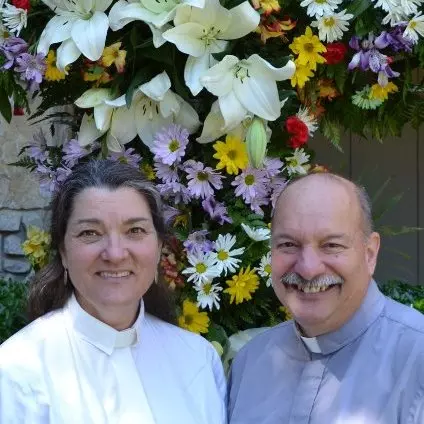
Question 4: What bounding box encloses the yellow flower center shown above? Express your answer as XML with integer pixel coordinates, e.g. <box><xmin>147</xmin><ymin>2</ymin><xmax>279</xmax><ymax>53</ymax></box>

<box><xmin>324</xmin><ymin>17</ymin><xmax>335</xmax><ymax>27</ymax></box>
<box><xmin>227</xmin><ymin>149</ymin><xmax>237</xmax><ymax>160</ymax></box>
<box><xmin>304</xmin><ymin>42</ymin><xmax>315</xmax><ymax>52</ymax></box>
<box><xmin>245</xmin><ymin>174</ymin><xmax>255</xmax><ymax>185</ymax></box>
<box><xmin>217</xmin><ymin>250</ymin><xmax>229</xmax><ymax>261</ymax></box>
<box><xmin>203</xmin><ymin>282</ymin><xmax>212</xmax><ymax>294</ymax></box>
<box><xmin>197</xmin><ymin>171</ymin><xmax>209</xmax><ymax>181</ymax></box>
<box><xmin>316</xmin><ymin>0</ymin><xmax>327</xmax><ymax>3</ymax></box>
<box><xmin>196</xmin><ymin>263</ymin><xmax>207</xmax><ymax>273</ymax></box>
<box><xmin>184</xmin><ymin>315</ymin><xmax>193</xmax><ymax>325</ymax></box>
<box><xmin>410</xmin><ymin>21</ymin><xmax>417</xmax><ymax>29</ymax></box>
<box><xmin>169</xmin><ymin>139</ymin><xmax>180</xmax><ymax>152</ymax></box>
<box><xmin>264</xmin><ymin>264</ymin><xmax>272</xmax><ymax>274</ymax></box>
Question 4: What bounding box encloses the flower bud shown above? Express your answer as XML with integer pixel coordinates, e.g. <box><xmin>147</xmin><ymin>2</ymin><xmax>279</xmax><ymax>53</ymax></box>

<box><xmin>245</xmin><ymin>117</ymin><xmax>268</xmax><ymax>168</ymax></box>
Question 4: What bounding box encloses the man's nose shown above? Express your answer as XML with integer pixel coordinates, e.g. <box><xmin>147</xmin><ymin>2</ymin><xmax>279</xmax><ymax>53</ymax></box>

<box><xmin>293</xmin><ymin>246</ymin><xmax>326</xmax><ymax>281</ymax></box>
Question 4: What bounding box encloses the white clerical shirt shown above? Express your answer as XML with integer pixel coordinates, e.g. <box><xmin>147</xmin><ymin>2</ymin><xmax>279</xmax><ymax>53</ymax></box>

<box><xmin>0</xmin><ymin>294</ymin><xmax>227</xmax><ymax>423</ymax></box>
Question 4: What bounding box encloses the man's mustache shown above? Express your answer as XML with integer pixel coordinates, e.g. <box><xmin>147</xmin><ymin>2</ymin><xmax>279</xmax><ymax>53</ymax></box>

<box><xmin>280</xmin><ymin>272</ymin><xmax>344</xmax><ymax>287</ymax></box>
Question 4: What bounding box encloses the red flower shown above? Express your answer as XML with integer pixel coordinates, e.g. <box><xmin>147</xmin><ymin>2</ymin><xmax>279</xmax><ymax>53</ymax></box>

<box><xmin>285</xmin><ymin>116</ymin><xmax>309</xmax><ymax>148</ymax></box>
<box><xmin>13</xmin><ymin>107</ymin><xmax>25</xmax><ymax>116</ymax></box>
<box><xmin>12</xmin><ymin>0</ymin><xmax>30</xmax><ymax>11</ymax></box>
<box><xmin>323</xmin><ymin>42</ymin><xmax>347</xmax><ymax>65</ymax></box>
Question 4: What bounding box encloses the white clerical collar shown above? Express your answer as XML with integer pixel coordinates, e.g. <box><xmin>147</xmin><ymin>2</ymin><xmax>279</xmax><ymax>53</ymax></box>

<box><xmin>300</xmin><ymin>335</ymin><xmax>322</xmax><ymax>353</ymax></box>
<box><xmin>66</xmin><ymin>293</ymin><xmax>144</xmax><ymax>355</ymax></box>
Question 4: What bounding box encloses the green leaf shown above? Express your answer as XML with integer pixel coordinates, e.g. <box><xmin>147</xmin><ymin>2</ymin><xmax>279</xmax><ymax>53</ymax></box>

<box><xmin>0</xmin><ymin>85</ymin><xmax>12</xmax><ymax>123</ymax></box>
<box><xmin>221</xmin><ymin>0</ymin><xmax>246</xmax><ymax>9</ymax></box>
<box><xmin>320</xmin><ymin>116</ymin><xmax>342</xmax><ymax>152</ymax></box>
<box><xmin>333</xmin><ymin>64</ymin><xmax>348</xmax><ymax>94</ymax></box>
<box><xmin>347</xmin><ymin>0</ymin><xmax>372</xmax><ymax>18</ymax></box>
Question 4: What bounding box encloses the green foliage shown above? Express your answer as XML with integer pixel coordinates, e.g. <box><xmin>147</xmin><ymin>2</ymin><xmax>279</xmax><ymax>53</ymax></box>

<box><xmin>380</xmin><ymin>280</ymin><xmax>424</xmax><ymax>312</ymax></box>
<box><xmin>320</xmin><ymin>116</ymin><xmax>342</xmax><ymax>151</ymax></box>
<box><xmin>0</xmin><ymin>279</ymin><xmax>28</xmax><ymax>344</ymax></box>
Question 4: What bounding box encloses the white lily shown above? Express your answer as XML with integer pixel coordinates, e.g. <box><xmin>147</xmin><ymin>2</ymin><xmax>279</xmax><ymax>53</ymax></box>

<box><xmin>108</xmin><ymin>0</ymin><xmax>204</xmax><ymax>33</ymax></box>
<box><xmin>105</xmin><ymin>71</ymin><xmax>200</xmax><ymax>148</ymax></box>
<box><xmin>200</xmin><ymin>54</ymin><xmax>295</xmax><ymax>130</ymax></box>
<box><xmin>37</xmin><ymin>0</ymin><xmax>112</xmax><ymax>71</ymax></box>
<box><xmin>162</xmin><ymin>0</ymin><xmax>259</xmax><ymax>95</ymax></box>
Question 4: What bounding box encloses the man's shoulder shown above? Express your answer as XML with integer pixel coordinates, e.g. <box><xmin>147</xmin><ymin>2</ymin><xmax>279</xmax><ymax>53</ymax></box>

<box><xmin>383</xmin><ymin>296</ymin><xmax>424</xmax><ymax>336</ymax></box>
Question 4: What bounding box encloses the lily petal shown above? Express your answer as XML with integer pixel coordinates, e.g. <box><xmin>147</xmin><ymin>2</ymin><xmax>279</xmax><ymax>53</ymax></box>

<box><xmin>37</xmin><ymin>15</ymin><xmax>75</xmax><ymax>55</ymax></box>
<box><xmin>200</xmin><ymin>55</ymin><xmax>238</xmax><ymax>96</ymax></box>
<box><xmin>138</xmin><ymin>71</ymin><xmax>171</xmax><ymax>101</ymax></box>
<box><xmin>234</xmin><ymin>74</ymin><xmax>280</xmax><ymax>121</ymax></box>
<box><xmin>105</xmin><ymin>93</ymin><xmax>127</xmax><ymax>107</ymax></box>
<box><xmin>109</xmin><ymin>0</ymin><xmax>159</xmax><ymax>30</ymax></box>
<box><xmin>222</xmin><ymin>1</ymin><xmax>259</xmax><ymax>40</ymax></box>
<box><xmin>159</xmin><ymin>91</ymin><xmax>180</xmax><ymax>118</ymax></box>
<box><xmin>56</xmin><ymin>39</ymin><xmax>81</xmax><ymax>71</ymax></box>
<box><xmin>196</xmin><ymin>101</ymin><xmax>226</xmax><ymax>143</ymax></box>
<box><xmin>219</xmin><ymin>90</ymin><xmax>248</xmax><ymax>129</ymax></box>
<box><xmin>163</xmin><ymin>23</ymin><xmax>207</xmax><ymax>56</ymax></box>
<box><xmin>248</xmin><ymin>54</ymin><xmax>295</xmax><ymax>81</ymax></box>
<box><xmin>75</xmin><ymin>88</ymin><xmax>112</xmax><ymax>108</ymax></box>
<box><xmin>78</xmin><ymin>113</ymin><xmax>106</xmax><ymax>146</ymax></box>
<box><xmin>183</xmin><ymin>0</ymin><xmax>206</xmax><ymax>8</ymax></box>
<box><xmin>71</xmin><ymin>11</ymin><xmax>109</xmax><ymax>61</ymax></box>
<box><xmin>109</xmin><ymin>107</ymin><xmax>137</xmax><ymax>145</ymax></box>
<box><xmin>147</xmin><ymin>23</ymin><xmax>171</xmax><ymax>47</ymax></box>
<box><xmin>94</xmin><ymin>104</ymin><xmax>114</xmax><ymax>132</ymax></box>
<box><xmin>184</xmin><ymin>53</ymin><xmax>214</xmax><ymax>96</ymax></box>
<box><xmin>174</xmin><ymin>94</ymin><xmax>200</xmax><ymax>134</ymax></box>
<box><xmin>94</xmin><ymin>0</ymin><xmax>114</xmax><ymax>12</ymax></box>
<box><xmin>106</xmin><ymin>133</ymin><xmax>124</xmax><ymax>152</ymax></box>
<box><xmin>190</xmin><ymin>0</ymin><xmax>229</xmax><ymax>28</ymax></box>
<box><xmin>134</xmin><ymin>100</ymin><xmax>173</xmax><ymax>147</ymax></box>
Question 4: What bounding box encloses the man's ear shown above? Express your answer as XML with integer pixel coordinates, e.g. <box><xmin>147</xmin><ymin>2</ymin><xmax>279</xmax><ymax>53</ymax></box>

<box><xmin>365</xmin><ymin>232</ymin><xmax>380</xmax><ymax>276</ymax></box>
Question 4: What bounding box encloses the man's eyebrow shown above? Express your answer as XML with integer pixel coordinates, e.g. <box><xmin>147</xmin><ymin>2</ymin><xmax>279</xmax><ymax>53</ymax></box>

<box><xmin>272</xmin><ymin>233</ymin><xmax>297</xmax><ymax>241</ymax></box>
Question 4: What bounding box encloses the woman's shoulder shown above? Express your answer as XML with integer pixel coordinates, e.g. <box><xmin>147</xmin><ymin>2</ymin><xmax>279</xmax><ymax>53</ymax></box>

<box><xmin>144</xmin><ymin>313</ymin><xmax>217</xmax><ymax>358</ymax></box>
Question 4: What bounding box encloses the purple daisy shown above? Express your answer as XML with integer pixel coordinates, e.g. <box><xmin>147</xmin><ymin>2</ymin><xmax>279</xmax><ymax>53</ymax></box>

<box><xmin>154</xmin><ymin>161</ymin><xmax>180</xmax><ymax>183</ymax></box>
<box><xmin>0</xmin><ymin>36</ymin><xmax>27</xmax><ymax>69</ymax></box>
<box><xmin>108</xmin><ymin>147</ymin><xmax>141</xmax><ymax>168</ymax></box>
<box><xmin>158</xmin><ymin>181</ymin><xmax>192</xmax><ymax>204</ymax></box>
<box><xmin>62</xmin><ymin>139</ymin><xmax>88</xmax><ymax>168</ymax></box>
<box><xmin>270</xmin><ymin>177</ymin><xmax>288</xmax><ymax>208</ymax></box>
<box><xmin>151</xmin><ymin>124</ymin><xmax>189</xmax><ymax>165</ymax></box>
<box><xmin>249</xmin><ymin>194</ymin><xmax>269</xmax><ymax>216</ymax></box>
<box><xmin>183</xmin><ymin>230</ymin><xmax>215</xmax><ymax>255</ymax></box>
<box><xmin>232</xmin><ymin>166</ymin><xmax>269</xmax><ymax>204</ymax></box>
<box><xmin>264</xmin><ymin>157</ymin><xmax>284</xmax><ymax>178</ymax></box>
<box><xmin>184</xmin><ymin>160</ymin><xmax>223</xmax><ymax>199</ymax></box>
<box><xmin>202</xmin><ymin>197</ymin><xmax>232</xmax><ymax>225</ymax></box>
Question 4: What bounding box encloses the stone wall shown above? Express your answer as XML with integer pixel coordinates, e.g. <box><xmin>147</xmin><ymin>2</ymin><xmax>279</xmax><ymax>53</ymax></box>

<box><xmin>0</xmin><ymin>102</ymin><xmax>55</xmax><ymax>281</ymax></box>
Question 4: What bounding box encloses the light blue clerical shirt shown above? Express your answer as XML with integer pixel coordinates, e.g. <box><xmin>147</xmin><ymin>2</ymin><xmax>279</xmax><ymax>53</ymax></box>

<box><xmin>228</xmin><ymin>280</ymin><xmax>424</xmax><ymax>423</ymax></box>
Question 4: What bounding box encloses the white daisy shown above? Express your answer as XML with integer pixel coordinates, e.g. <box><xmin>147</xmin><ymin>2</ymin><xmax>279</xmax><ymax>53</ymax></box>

<box><xmin>400</xmin><ymin>0</ymin><xmax>423</xmax><ymax>15</ymax></box>
<box><xmin>403</xmin><ymin>13</ymin><xmax>424</xmax><ymax>44</ymax></box>
<box><xmin>372</xmin><ymin>0</ymin><xmax>399</xmax><ymax>12</ymax></box>
<box><xmin>181</xmin><ymin>252</ymin><xmax>223</xmax><ymax>285</ymax></box>
<box><xmin>2</xmin><ymin>4</ymin><xmax>27</xmax><ymax>35</ymax></box>
<box><xmin>284</xmin><ymin>148</ymin><xmax>311</xmax><ymax>176</ymax></box>
<box><xmin>210</xmin><ymin>234</ymin><xmax>245</xmax><ymax>276</ymax></box>
<box><xmin>241</xmin><ymin>223</ymin><xmax>271</xmax><ymax>242</ymax></box>
<box><xmin>296</xmin><ymin>107</ymin><xmax>318</xmax><ymax>137</ymax></box>
<box><xmin>312</xmin><ymin>10</ymin><xmax>354</xmax><ymax>42</ymax></box>
<box><xmin>300</xmin><ymin>0</ymin><xmax>342</xmax><ymax>17</ymax></box>
<box><xmin>194</xmin><ymin>280</ymin><xmax>223</xmax><ymax>311</ymax></box>
<box><xmin>256</xmin><ymin>252</ymin><xmax>272</xmax><ymax>287</ymax></box>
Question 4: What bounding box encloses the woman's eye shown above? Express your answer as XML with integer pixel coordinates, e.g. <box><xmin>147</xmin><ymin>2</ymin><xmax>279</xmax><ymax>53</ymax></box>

<box><xmin>78</xmin><ymin>230</ymin><xmax>99</xmax><ymax>237</ymax></box>
<box><xmin>129</xmin><ymin>227</ymin><xmax>146</xmax><ymax>235</ymax></box>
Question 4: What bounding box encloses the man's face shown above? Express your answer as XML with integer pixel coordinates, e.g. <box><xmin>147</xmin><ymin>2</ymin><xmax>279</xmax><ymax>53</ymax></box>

<box><xmin>271</xmin><ymin>177</ymin><xmax>380</xmax><ymax>336</ymax></box>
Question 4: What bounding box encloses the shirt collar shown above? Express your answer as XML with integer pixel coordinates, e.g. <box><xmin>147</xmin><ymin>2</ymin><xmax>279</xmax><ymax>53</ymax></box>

<box><xmin>66</xmin><ymin>294</ymin><xmax>144</xmax><ymax>355</ymax></box>
<box><xmin>294</xmin><ymin>280</ymin><xmax>385</xmax><ymax>356</ymax></box>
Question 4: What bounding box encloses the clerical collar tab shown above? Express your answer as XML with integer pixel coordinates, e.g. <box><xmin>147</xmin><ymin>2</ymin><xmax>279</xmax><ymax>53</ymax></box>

<box><xmin>300</xmin><ymin>336</ymin><xmax>322</xmax><ymax>353</ymax></box>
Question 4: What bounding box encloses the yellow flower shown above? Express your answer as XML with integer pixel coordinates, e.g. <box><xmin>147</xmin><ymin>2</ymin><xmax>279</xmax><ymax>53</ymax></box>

<box><xmin>279</xmin><ymin>305</ymin><xmax>292</xmax><ymax>321</ymax></box>
<box><xmin>178</xmin><ymin>300</ymin><xmax>210</xmax><ymax>334</ymax></box>
<box><xmin>224</xmin><ymin>266</ymin><xmax>259</xmax><ymax>305</ymax></box>
<box><xmin>21</xmin><ymin>226</ymin><xmax>51</xmax><ymax>268</ymax></box>
<box><xmin>252</xmin><ymin>0</ymin><xmax>280</xmax><ymax>14</ymax></box>
<box><xmin>213</xmin><ymin>135</ymin><xmax>248</xmax><ymax>175</ymax></box>
<box><xmin>44</xmin><ymin>50</ymin><xmax>66</xmax><ymax>81</ymax></box>
<box><xmin>369</xmin><ymin>82</ymin><xmax>398</xmax><ymax>101</ymax></box>
<box><xmin>289</xmin><ymin>27</ymin><xmax>326</xmax><ymax>71</ymax></box>
<box><xmin>101</xmin><ymin>42</ymin><xmax>127</xmax><ymax>73</ymax></box>
<box><xmin>291</xmin><ymin>61</ymin><xmax>314</xmax><ymax>88</ymax></box>
<box><xmin>141</xmin><ymin>163</ymin><xmax>156</xmax><ymax>181</ymax></box>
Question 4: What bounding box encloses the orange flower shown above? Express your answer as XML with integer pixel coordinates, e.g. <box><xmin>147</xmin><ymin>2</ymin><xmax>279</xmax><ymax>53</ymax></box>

<box><xmin>318</xmin><ymin>79</ymin><xmax>339</xmax><ymax>100</ymax></box>
<box><xmin>256</xmin><ymin>15</ymin><xmax>296</xmax><ymax>43</ymax></box>
<box><xmin>252</xmin><ymin>0</ymin><xmax>280</xmax><ymax>15</ymax></box>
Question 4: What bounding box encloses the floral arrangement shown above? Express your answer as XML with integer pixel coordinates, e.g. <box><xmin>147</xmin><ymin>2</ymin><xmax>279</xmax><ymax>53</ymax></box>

<box><xmin>2</xmin><ymin>0</ymin><xmax>424</xmax><ymax>347</ymax></box>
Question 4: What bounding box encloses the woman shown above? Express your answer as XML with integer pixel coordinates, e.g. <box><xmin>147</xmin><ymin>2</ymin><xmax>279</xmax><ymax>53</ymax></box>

<box><xmin>0</xmin><ymin>160</ymin><xmax>226</xmax><ymax>423</ymax></box>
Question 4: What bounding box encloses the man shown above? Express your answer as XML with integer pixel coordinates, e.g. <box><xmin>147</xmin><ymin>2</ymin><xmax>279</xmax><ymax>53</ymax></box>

<box><xmin>228</xmin><ymin>172</ymin><xmax>424</xmax><ymax>423</ymax></box>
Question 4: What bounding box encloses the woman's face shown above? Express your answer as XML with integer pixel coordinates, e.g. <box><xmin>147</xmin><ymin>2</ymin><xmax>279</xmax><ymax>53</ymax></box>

<box><xmin>61</xmin><ymin>186</ymin><xmax>162</xmax><ymax>322</ymax></box>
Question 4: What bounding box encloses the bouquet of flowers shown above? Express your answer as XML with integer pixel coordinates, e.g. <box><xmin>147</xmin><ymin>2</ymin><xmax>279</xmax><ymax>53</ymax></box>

<box><xmin>2</xmin><ymin>0</ymin><xmax>424</xmax><ymax>346</ymax></box>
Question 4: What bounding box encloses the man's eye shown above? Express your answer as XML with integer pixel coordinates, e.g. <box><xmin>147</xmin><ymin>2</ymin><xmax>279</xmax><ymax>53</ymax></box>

<box><xmin>324</xmin><ymin>243</ymin><xmax>343</xmax><ymax>249</ymax></box>
<box><xmin>280</xmin><ymin>242</ymin><xmax>297</xmax><ymax>249</ymax></box>
<box><xmin>129</xmin><ymin>227</ymin><xmax>146</xmax><ymax>234</ymax></box>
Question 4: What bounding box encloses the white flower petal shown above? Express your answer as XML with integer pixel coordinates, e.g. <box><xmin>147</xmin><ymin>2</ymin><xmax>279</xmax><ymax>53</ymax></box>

<box><xmin>184</xmin><ymin>53</ymin><xmax>214</xmax><ymax>96</ymax></box>
<box><xmin>106</xmin><ymin>133</ymin><xmax>124</xmax><ymax>152</ymax></box>
<box><xmin>94</xmin><ymin>0</ymin><xmax>114</xmax><ymax>12</ymax></box>
<box><xmin>94</xmin><ymin>104</ymin><xmax>114</xmax><ymax>132</ymax></box>
<box><xmin>234</xmin><ymin>75</ymin><xmax>280</xmax><ymax>121</ymax></box>
<box><xmin>37</xmin><ymin>15</ymin><xmax>74</xmax><ymax>55</ymax></box>
<box><xmin>191</xmin><ymin>0</ymin><xmax>230</xmax><ymax>28</ymax></box>
<box><xmin>248</xmin><ymin>54</ymin><xmax>295</xmax><ymax>81</ymax></box>
<box><xmin>163</xmin><ymin>22</ymin><xmax>207</xmax><ymax>56</ymax></box>
<box><xmin>75</xmin><ymin>88</ymin><xmax>112</xmax><ymax>108</ymax></box>
<box><xmin>105</xmin><ymin>93</ymin><xmax>127</xmax><ymax>107</ymax></box>
<box><xmin>200</xmin><ymin>55</ymin><xmax>238</xmax><ymax>96</ymax></box>
<box><xmin>71</xmin><ymin>11</ymin><xmax>108</xmax><ymax>61</ymax></box>
<box><xmin>196</xmin><ymin>100</ymin><xmax>226</xmax><ymax>143</ymax></box>
<box><xmin>174</xmin><ymin>94</ymin><xmax>200</xmax><ymax>133</ymax></box>
<box><xmin>159</xmin><ymin>91</ymin><xmax>180</xmax><ymax>117</ymax></box>
<box><xmin>147</xmin><ymin>23</ymin><xmax>171</xmax><ymax>47</ymax></box>
<box><xmin>219</xmin><ymin>90</ymin><xmax>247</xmax><ymax>129</ymax></box>
<box><xmin>138</xmin><ymin>71</ymin><xmax>171</xmax><ymax>101</ymax></box>
<box><xmin>109</xmin><ymin>107</ymin><xmax>137</xmax><ymax>145</ymax></box>
<box><xmin>109</xmin><ymin>0</ymin><xmax>159</xmax><ymax>30</ymax></box>
<box><xmin>78</xmin><ymin>113</ymin><xmax>106</xmax><ymax>146</ymax></box>
<box><xmin>222</xmin><ymin>1</ymin><xmax>259</xmax><ymax>40</ymax></box>
<box><xmin>56</xmin><ymin>38</ymin><xmax>81</xmax><ymax>71</ymax></box>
